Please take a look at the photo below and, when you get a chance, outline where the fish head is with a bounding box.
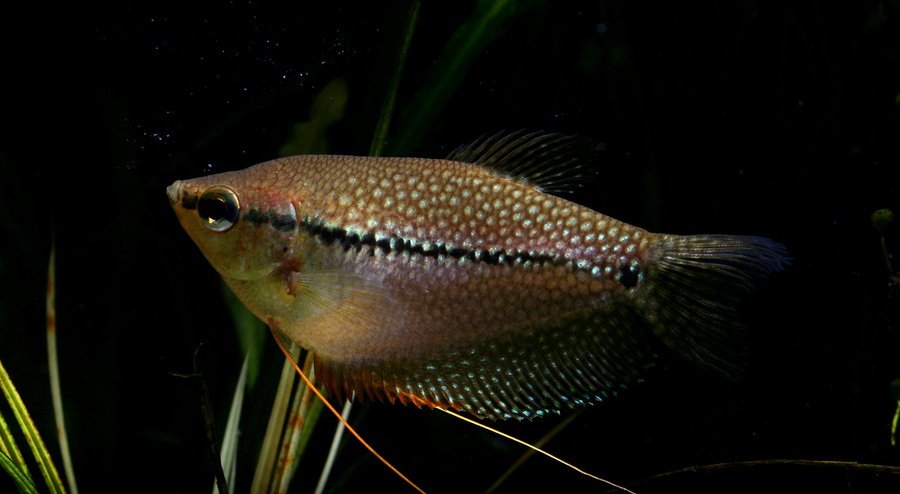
[167,162,303,282]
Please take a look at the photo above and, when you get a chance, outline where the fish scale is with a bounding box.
[292,155,644,275]
[168,132,788,420]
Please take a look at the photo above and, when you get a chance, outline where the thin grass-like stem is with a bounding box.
[214,354,249,494]
[251,342,300,493]
[314,399,353,494]
[369,0,421,158]
[891,401,899,447]
[271,353,317,494]
[46,240,78,494]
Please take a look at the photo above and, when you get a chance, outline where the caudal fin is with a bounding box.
[640,234,790,377]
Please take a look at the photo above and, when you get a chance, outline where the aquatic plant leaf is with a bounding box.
[0,450,38,494]
[313,399,351,494]
[370,0,421,157]
[272,358,321,493]
[0,409,31,484]
[250,342,300,494]
[279,78,349,157]
[391,0,538,155]
[212,354,248,494]
[0,360,66,494]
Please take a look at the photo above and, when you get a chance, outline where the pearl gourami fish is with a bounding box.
[167,133,788,421]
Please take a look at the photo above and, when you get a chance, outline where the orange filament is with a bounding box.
[270,328,427,494]
[438,408,637,494]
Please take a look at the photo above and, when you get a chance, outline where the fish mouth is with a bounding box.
[166,181,183,206]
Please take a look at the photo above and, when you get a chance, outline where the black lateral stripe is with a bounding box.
[300,218,565,268]
[244,208,297,232]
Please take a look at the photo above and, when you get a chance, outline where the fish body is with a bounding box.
[168,133,788,420]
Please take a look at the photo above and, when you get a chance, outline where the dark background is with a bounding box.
[1,1,899,492]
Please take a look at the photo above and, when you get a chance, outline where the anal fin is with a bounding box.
[315,303,658,421]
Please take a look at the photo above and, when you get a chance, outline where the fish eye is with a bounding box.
[197,186,240,232]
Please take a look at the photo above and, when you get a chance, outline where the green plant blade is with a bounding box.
[222,283,266,391]
[213,353,249,494]
[0,409,31,483]
[273,358,322,493]
[250,343,301,494]
[0,359,66,494]
[278,78,349,158]
[0,450,38,494]
[370,0,421,158]
[391,0,532,155]
[313,400,352,494]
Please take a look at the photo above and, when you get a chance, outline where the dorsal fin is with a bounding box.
[445,130,604,194]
